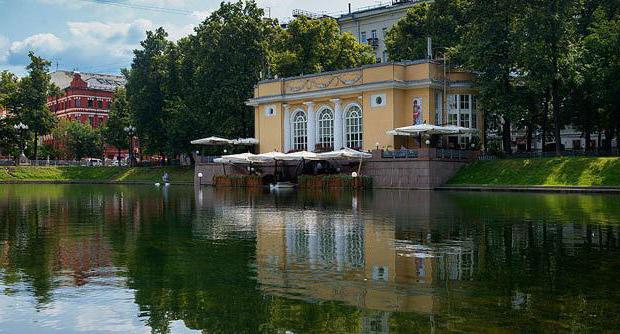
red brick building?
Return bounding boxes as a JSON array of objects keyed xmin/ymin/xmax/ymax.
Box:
[{"xmin": 47, "ymin": 71, "xmax": 127, "ymax": 159}]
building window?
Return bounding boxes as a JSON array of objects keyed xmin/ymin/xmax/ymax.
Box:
[
  {"xmin": 435, "ymin": 92, "xmax": 442, "ymax": 125},
  {"xmin": 76, "ymin": 99, "xmax": 81, "ymax": 108},
  {"xmin": 98, "ymin": 117, "xmax": 104, "ymax": 127},
  {"xmin": 460, "ymin": 113, "xmax": 470, "ymax": 128},
  {"xmin": 361, "ymin": 31, "xmax": 367, "ymax": 42},
  {"xmin": 448, "ymin": 113, "xmax": 458, "ymax": 126},
  {"xmin": 98, "ymin": 100, "xmax": 103, "ymax": 109},
  {"xmin": 345, "ymin": 105, "xmax": 363, "ymax": 149},
  {"xmin": 317, "ymin": 108, "xmax": 334, "ymax": 150},
  {"xmin": 371, "ymin": 30, "xmax": 377, "ymax": 39},
  {"xmin": 460, "ymin": 95, "xmax": 470, "ymax": 110},
  {"xmin": 88, "ymin": 116, "xmax": 94, "ymax": 127},
  {"xmin": 382, "ymin": 51, "xmax": 388, "ymax": 63},
  {"xmin": 382, "ymin": 27, "xmax": 387, "ymax": 37},
  {"xmin": 88, "ymin": 99, "xmax": 93, "ymax": 108},
  {"xmin": 292, "ymin": 110, "xmax": 307, "ymax": 151}
]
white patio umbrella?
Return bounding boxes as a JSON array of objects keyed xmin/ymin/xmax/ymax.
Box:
[
  {"xmin": 317, "ymin": 148, "xmax": 372, "ymax": 160},
  {"xmin": 247, "ymin": 151, "xmax": 287, "ymax": 163},
  {"xmin": 191, "ymin": 136, "xmax": 234, "ymax": 145},
  {"xmin": 213, "ymin": 152, "xmax": 255, "ymax": 164},
  {"xmin": 277, "ymin": 151, "xmax": 320, "ymax": 161},
  {"xmin": 390, "ymin": 124, "xmax": 459, "ymax": 135},
  {"xmin": 232, "ymin": 138, "xmax": 259, "ymax": 146},
  {"xmin": 442, "ymin": 126, "xmax": 479, "ymax": 135}
]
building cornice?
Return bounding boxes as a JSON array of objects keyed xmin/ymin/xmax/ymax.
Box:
[{"xmin": 247, "ymin": 79, "xmax": 474, "ymax": 106}]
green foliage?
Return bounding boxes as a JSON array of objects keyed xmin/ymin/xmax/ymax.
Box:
[
  {"xmin": 102, "ymin": 87, "xmax": 130, "ymax": 158},
  {"xmin": 124, "ymin": 1, "xmax": 270, "ymax": 159},
  {"xmin": 270, "ymin": 16, "xmax": 375, "ymax": 77},
  {"xmin": 18, "ymin": 52, "xmax": 57, "ymax": 160},
  {"xmin": 65, "ymin": 121, "xmax": 104, "ymax": 160},
  {"xmin": 125, "ymin": 27, "xmax": 170, "ymax": 156},
  {"xmin": 386, "ymin": 0, "xmax": 464, "ymax": 62},
  {"xmin": 448, "ymin": 157, "xmax": 620, "ymax": 186},
  {"xmin": 0, "ymin": 166, "xmax": 193, "ymax": 182}
]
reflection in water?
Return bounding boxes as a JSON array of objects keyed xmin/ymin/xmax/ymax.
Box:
[{"xmin": 0, "ymin": 185, "xmax": 619, "ymax": 333}]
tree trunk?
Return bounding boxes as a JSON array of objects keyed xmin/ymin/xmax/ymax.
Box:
[
  {"xmin": 541, "ymin": 93, "xmax": 549, "ymax": 152},
  {"xmin": 552, "ymin": 80, "xmax": 562, "ymax": 156},
  {"xmin": 33, "ymin": 132, "xmax": 38, "ymax": 165},
  {"xmin": 502, "ymin": 118, "xmax": 512, "ymax": 155},
  {"xmin": 526, "ymin": 126, "xmax": 532, "ymax": 152}
]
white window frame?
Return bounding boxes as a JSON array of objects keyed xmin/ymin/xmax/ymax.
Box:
[
  {"xmin": 317, "ymin": 107, "xmax": 334, "ymax": 150},
  {"xmin": 345, "ymin": 104, "xmax": 363, "ymax": 149},
  {"xmin": 291, "ymin": 110, "xmax": 307, "ymax": 151}
]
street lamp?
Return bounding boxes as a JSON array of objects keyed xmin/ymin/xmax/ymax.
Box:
[
  {"xmin": 124, "ymin": 125, "xmax": 136, "ymax": 167},
  {"xmin": 13, "ymin": 122, "xmax": 29, "ymax": 162}
]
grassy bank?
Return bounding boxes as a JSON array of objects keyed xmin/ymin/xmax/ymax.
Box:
[
  {"xmin": 0, "ymin": 166, "xmax": 195, "ymax": 183},
  {"xmin": 448, "ymin": 157, "xmax": 620, "ymax": 187}
]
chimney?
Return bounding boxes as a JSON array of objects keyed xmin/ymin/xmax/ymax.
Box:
[
  {"xmin": 427, "ymin": 37, "xmax": 433, "ymax": 59},
  {"xmin": 348, "ymin": 3, "xmax": 351, "ymax": 14}
]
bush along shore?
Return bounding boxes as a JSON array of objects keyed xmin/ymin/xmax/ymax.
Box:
[
  {"xmin": 448, "ymin": 157, "xmax": 620, "ymax": 187},
  {"xmin": 0, "ymin": 166, "xmax": 194, "ymax": 184}
]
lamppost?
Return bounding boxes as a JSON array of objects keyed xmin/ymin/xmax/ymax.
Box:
[
  {"xmin": 124, "ymin": 125, "xmax": 136, "ymax": 167},
  {"xmin": 13, "ymin": 122, "xmax": 29, "ymax": 164}
]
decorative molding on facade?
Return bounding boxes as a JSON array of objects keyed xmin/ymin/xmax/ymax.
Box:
[
  {"xmin": 285, "ymin": 71, "xmax": 363, "ymax": 94},
  {"xmin": 249, "ymin": 79, "xmax": 473, "ymax": 106}
]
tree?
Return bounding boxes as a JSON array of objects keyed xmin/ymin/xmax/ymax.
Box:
[
  {"xmin": 270, "ymin": 16, "xmax": 375, "ymax": 77},
  {"xmin": 582, "ymin": 8, "xmax": 620, "ymax": 151},
  {"xmin": 385, "ymin": 0, "xmax": 465, "ymax": 62},
  {"xmin": 460, "ymin": 0, "xmax": 525, "ymax": 154},
  {"xmin": 125, "ymin": 27, "xmax": 170, "ymax": 157},
  {"xmin": 0, "ymin": 71, "xmax": 20, "ymax": 157},
  {"xmin": 102, "ymin": 87, "xmax": 130, "ymax": 162},
  {"xmin": 519, "ymin": 0, "xmax": 580, "ymax": 155},
  {"xmin": 18, "ymin": 52, "xmax": 57, "ymax": 162},
  {"xmin": 65, "ymin": 121, "xmax": 104, "ymax": 160}
]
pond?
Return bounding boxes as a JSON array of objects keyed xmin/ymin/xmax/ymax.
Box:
[{"xmin": 0, "ymin": 184, "xmax": 619, "ymax": 333}]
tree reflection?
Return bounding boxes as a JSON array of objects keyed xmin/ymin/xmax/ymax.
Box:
[{"xmin": 0, "ymin": 185, "xmax": 619, "ymax": 333}]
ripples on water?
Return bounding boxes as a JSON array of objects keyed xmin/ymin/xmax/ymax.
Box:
[{"xmin": 0, "ymin": 184, "xmax": 619, "ymax": 333}]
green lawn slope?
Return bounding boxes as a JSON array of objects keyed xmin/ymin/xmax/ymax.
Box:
[
  {"xmin": 448, "ymin": 157, "xmax": 620, "ymax": 187},
  {"xmin": 0, "ymin": 166, "xmax": 194, "ymax": 183}
]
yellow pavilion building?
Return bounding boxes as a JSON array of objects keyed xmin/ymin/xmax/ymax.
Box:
[{"xmin": 247, "ymin": 60, "xmax": 482, "ymax": 154}]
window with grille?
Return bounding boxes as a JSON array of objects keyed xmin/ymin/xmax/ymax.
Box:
[
  {"xmin": 345, "ymin": 105, "xmax": 363, "ymax": 149},
  {"xmin": 448, "ymin": 113, "xmax": 458, "ymax": 126},
  {"xmin": 460, "ymin": 113, "xmax": 470, "ymax": 128},
  {"xmin": 292, "ymin": 110, "xmax": 307, "ymax": 151},
  {"xmin": 317, "ymin": 108, "xmax": 334, "ymax": 150},
  {"xmin": 460, "ymin": 95, "xmax": 470, "ymax": 110}
]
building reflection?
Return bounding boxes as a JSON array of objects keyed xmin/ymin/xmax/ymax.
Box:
[{"xmin": 251, "ymin": 193, "xmax": 475, "ymax": 322}]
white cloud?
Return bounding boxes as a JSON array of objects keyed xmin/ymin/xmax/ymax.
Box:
[{"xmin": 9, "ymin": 33, "xmax": 64, "ymax": 55}]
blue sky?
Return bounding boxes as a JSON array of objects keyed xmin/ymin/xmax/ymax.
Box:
[{"xmin": 0, "ymin": 0, "xmax": 380, "ymax": 76}]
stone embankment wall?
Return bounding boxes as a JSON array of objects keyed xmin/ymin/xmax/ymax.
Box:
[{"xmin": 195, "ymin": 158, "xmax": 467, "ymax": 190}]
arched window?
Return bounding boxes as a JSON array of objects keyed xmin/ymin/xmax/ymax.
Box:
[
  {"xmin": 292, "ymin": 110, "xmax": 307, "ymax": 151},
  {"xmin": 345, "ymin": 105, "xmax": 363, "ymax": 149},
  {"xmin": 317, "ymin": 108, "xmax": 334, "ymax": 150}
]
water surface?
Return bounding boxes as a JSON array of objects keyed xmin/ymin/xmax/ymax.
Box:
[{"xmin": 0, "ymin": 184, "xmax": 619, "ymax": 333}]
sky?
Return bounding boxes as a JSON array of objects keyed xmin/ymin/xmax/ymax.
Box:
[{"xmin": 0, "ymin": 0, "xmax": 384, "ymax": 76}]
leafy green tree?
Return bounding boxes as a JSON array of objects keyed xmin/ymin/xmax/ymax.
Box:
[
  {"xmin": 125, "ymin": 27, "xmax": 170, "ymax": 157},
  {"xmin": 65, "ymin": 121, "xmax": 104, "ymax": 160},
  {"xmin": 519, "ymin": 0, "xmax": 580, "ymax": 155},
  {"xmin": 582, "ymin": 8, "xmax": 620, "ymax": 151},
  {"xmin": 102, "ymin": 87, "xmax": 130, "ymax": 162},
  {"xmin": 18, "ymin": 52, "xmax": 57, "ymax": 162},
  {"xmin": 385, "ymin": 0, "xmax": 465, "ymax": 61},
  {"xmin": 270, "ymin": 16, "xmax": 375, "ymax": 77},
  {"xmin": 460, "ymin": 0, "xmax": 525, "ymax": 154},
  {"xmin": 0, "ymin": 71, "xmax": 20, "ymax": 157}
]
